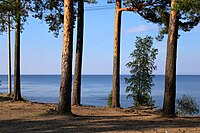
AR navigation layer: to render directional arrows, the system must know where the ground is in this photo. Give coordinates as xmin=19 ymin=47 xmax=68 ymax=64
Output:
xmin=0 ymin=94 xmax=200 ymax=133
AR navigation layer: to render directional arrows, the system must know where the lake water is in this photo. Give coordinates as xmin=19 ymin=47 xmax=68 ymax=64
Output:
xmin=0 ymin=75 xmax=200 ymax=108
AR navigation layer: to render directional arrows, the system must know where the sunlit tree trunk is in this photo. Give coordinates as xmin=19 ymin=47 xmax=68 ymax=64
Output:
xmin=72 ymin=0 xmax=84 ymax=106
xmin=112 ymin=0 xmax=122 ymax=108
xmin=8 ymin=14 xmax=11 ymax=95
xmin=58 ymin=0 xmax=74 ymax=114
xmin=163 ymin=0 xmax=179 ymax=116
xmin=13 ymin=0 xmax=22 ymax=101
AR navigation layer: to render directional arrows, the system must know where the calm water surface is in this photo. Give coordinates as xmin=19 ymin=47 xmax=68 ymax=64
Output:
xmin=0 ymin=75 xmax=200 ymax=108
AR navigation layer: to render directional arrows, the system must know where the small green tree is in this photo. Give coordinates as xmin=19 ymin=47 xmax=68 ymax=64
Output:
xmin=176 ymin=95 xmax=199 ymax=116
xmin=125 ymin=36 xmax=158 ymax=107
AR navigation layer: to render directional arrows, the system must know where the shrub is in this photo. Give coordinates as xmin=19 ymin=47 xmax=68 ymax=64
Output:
xmin=107 ymin=91 xmax=112 ymax=107
xmin=176 ymin=95 xmax=199 ymax=116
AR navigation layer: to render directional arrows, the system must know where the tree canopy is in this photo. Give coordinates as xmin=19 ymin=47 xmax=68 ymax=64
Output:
xmin=32 ymin=0 xmax=97 ymax=37
xmin=122 ymin=0 xmax=200 ymax=40
xmin=0 ymin=0 xmax=32 ymax=33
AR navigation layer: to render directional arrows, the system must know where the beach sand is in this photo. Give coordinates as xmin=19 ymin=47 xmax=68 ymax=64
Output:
xmin=0 ymin=94 xmax=200 ymax=133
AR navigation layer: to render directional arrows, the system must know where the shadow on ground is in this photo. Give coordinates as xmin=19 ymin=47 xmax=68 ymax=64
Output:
xmin=0 ymin=114 xmax=200 ymax=132
xmin=0 ymin=95 xmax=12 ymax=102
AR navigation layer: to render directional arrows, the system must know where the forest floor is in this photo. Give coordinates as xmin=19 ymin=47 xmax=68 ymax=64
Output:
xmin=0 ymin=94 xmax=200 ymax=133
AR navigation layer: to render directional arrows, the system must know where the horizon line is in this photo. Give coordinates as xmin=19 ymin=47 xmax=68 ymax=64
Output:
xmin=1 ymin=74 xmax=200 ymax=76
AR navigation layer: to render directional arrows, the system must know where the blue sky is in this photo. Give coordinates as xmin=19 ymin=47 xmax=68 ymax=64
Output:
xmin=0 ymin=1 xmax=200 ymax=75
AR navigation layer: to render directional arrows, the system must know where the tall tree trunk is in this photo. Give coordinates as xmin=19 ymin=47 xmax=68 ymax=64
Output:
xmin=72 ymin=0 xmax=84 ymax=106
xmin=8 ymin=14 xmax=11 ymax=95
xmin=163 ymin=0 xmax=179 ymax=116
xmin=112 ymin=0 xmax=122 ymax=108
xmin=13 ymin=0 xmax=22 ymax=101
xmin=58 ymin=0 xmax=74 ymax=114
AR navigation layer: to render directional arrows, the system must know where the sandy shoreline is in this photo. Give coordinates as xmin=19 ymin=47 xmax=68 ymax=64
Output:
xmin=0 ymin=94 xmax=200 ymax=133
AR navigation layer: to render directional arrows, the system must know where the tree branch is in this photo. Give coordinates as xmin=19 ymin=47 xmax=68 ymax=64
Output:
xmin=118 ymin=7 xmax=138 ymax=12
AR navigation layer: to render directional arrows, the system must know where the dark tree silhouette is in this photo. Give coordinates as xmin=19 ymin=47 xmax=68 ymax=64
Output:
xmin=72 ymin=0 xmax=84 ymax=106
xmin=0 ymin=0 xmax=31 ymax=100
xmin=72 ymin=0 xmax=97 ymax=106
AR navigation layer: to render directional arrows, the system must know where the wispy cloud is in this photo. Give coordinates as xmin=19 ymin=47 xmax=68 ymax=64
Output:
xmin=125 ymin=25 xmax=158 ymax=34
xmin=193 ymin=24 xmax=200 ymax=32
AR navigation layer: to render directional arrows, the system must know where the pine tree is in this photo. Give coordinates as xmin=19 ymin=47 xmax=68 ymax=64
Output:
xmin=32 ymin=0 xmax=97 ymax=107
xmin=112 ymin=0 xmax=122 ymax=108
xmin=72 ymin=0 xmax=97 ymax=106
xmin=0 ymin=0 xmax=32 ymax=100
xmin=125 ymin=36 xmax=158 ymax=107
xmin=72 ymin=0 xmax=84 ymax=106
xmin=58 ymin=0 xmax=74 ymax=114
xmin=123 ymin=0 xmax=200 ymax=116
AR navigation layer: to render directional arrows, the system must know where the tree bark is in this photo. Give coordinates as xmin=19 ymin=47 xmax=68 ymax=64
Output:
xmin=163 ymin=0 xmax=179 ymax=116
xmin=72 ymin=0 xmax=84 ymax=106
xmin=112 ymin=0 xmax=122 ymax=108
xmin=8 ymin=14 xmax=11 ymax=95
xmin=58 ymin=0 xmax=74 ymax=114
xmin=13 ymin=0 xmax=22 ymax=101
